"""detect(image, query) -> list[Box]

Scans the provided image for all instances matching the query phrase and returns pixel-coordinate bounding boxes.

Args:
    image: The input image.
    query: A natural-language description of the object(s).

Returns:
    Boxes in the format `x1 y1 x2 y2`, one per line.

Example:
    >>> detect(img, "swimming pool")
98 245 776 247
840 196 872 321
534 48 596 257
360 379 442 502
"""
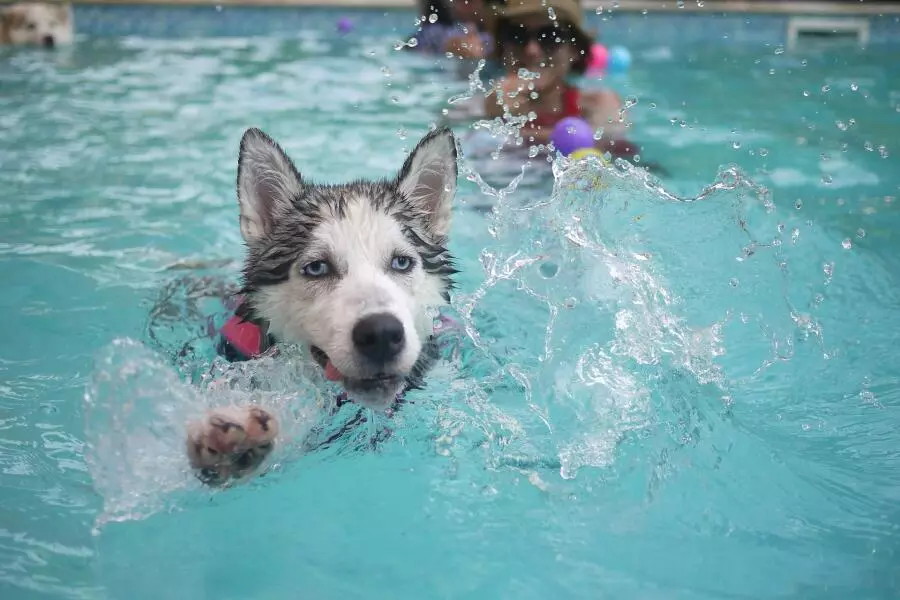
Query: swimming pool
1 6 899 599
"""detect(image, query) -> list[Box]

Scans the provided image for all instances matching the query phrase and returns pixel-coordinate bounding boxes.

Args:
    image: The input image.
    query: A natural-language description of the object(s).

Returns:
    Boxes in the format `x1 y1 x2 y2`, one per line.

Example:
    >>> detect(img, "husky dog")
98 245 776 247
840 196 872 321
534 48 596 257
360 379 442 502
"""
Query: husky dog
185 126 460 485
0 2 73 48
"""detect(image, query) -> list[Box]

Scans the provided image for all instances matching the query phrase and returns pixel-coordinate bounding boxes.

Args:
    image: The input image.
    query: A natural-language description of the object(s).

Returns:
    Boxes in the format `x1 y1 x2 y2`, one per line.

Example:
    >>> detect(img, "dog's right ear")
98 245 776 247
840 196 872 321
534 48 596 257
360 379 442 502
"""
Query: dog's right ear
236 128 303 243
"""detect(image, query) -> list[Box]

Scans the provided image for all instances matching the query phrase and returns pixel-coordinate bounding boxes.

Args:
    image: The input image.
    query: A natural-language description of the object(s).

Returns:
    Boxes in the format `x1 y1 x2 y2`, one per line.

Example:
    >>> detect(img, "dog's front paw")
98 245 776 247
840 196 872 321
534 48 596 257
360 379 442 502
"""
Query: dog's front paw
186 405 278 486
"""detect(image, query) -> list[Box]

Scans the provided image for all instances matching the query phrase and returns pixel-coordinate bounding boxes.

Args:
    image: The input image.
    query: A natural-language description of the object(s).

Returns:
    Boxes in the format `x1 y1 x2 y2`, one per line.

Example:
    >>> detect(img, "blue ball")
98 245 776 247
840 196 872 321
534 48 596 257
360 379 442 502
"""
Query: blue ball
608 46 632 73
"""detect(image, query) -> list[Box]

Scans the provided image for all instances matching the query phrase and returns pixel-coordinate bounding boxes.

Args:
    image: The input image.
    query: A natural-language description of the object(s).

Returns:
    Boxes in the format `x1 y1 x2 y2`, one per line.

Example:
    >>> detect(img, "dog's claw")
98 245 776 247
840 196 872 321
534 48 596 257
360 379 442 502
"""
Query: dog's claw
186 405 279 486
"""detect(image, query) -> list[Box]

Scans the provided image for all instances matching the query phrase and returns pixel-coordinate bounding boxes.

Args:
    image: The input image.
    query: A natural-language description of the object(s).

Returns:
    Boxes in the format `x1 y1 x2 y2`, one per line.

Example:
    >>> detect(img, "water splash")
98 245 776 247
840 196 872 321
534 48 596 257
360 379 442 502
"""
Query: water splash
83 338 325 532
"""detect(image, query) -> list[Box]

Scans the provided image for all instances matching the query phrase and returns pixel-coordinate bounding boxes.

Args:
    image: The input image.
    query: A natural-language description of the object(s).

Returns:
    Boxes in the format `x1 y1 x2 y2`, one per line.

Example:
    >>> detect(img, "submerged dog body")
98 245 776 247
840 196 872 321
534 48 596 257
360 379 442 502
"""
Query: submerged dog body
0 2 73 47
187 126 460 485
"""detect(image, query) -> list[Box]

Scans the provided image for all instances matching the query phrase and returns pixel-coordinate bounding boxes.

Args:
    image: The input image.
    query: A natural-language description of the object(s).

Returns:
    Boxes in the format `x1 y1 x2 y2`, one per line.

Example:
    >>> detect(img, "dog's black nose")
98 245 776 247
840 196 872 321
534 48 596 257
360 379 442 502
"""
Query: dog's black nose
352 313 405 363
42 35 55 48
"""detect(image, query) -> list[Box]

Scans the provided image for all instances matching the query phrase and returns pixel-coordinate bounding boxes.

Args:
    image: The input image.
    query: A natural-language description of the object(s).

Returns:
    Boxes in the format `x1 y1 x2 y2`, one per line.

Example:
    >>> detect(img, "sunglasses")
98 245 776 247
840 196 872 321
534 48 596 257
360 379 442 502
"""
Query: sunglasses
498 22 574 54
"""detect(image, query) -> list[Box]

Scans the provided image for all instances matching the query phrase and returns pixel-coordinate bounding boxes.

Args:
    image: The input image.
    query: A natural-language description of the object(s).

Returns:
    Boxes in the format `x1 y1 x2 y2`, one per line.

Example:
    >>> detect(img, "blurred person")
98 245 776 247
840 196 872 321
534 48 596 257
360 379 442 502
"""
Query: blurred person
483 0 637 159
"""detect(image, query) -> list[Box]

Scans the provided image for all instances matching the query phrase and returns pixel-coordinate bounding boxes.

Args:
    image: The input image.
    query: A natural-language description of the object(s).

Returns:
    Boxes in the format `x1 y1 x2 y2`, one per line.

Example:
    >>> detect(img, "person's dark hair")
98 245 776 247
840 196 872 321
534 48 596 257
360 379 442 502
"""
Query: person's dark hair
494 17 590 74
418 0 456 26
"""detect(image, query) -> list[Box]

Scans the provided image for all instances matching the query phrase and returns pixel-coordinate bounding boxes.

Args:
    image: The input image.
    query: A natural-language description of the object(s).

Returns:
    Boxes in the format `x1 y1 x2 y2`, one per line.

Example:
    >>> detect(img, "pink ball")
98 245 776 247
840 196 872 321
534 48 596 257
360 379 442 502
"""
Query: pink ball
587 43 608 73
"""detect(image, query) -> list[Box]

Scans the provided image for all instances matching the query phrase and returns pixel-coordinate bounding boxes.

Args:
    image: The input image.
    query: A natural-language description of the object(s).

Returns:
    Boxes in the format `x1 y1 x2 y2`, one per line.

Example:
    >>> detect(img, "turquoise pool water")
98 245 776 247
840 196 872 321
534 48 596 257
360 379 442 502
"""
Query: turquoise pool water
1 18 899 600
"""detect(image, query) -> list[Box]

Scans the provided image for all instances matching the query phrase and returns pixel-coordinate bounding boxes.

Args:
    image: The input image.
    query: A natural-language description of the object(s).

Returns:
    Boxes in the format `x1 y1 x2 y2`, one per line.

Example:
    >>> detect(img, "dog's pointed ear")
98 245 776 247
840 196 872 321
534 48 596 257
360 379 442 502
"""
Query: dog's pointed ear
396 126 458 242
236 128 303 243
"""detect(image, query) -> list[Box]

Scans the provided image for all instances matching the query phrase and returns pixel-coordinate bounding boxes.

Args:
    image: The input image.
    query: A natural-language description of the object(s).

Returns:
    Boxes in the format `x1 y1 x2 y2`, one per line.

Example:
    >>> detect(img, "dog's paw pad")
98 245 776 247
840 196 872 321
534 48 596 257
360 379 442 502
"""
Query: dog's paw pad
186 406 279 485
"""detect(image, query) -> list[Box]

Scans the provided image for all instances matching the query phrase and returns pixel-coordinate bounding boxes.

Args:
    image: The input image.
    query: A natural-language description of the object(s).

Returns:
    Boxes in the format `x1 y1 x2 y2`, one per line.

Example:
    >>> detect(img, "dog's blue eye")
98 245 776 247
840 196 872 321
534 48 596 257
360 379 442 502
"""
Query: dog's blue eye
391 256 413 272
302 260 330 277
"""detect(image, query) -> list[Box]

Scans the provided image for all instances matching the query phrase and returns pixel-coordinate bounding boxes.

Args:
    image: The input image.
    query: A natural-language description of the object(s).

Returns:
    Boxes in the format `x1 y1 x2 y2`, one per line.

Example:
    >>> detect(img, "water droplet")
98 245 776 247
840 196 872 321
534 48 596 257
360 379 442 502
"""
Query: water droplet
769 68 776 76
814 293 824 305
800 59 808 67
878 145 889 159
759 148 769 157
428 12 438 23
791 228 800 245
547 7 557 19
595 7 603 14
729 278 739 287
677 0 685 8
563 297 578 308
794 199 803 210
850 81 858 91
642 8 648 14
732 140 742 149
856 228 866 239
441 108 449 116
774 46 784 55
802 90 810 97
836 120 847 131
390 95 399 104
864 141 874 152
593 127 605 140
649 102 657 109
842 238 852 250
821 174 833 185
381 66 392 77
407 38 418 48
697 0 704 5
397 127 407 140
821 84 831 93
823 262 834 278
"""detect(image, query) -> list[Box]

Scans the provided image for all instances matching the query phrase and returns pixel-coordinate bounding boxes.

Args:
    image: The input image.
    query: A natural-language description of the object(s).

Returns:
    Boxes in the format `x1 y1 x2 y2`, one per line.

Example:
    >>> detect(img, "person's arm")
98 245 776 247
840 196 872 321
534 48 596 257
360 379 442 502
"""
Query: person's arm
580 89 629 142
442 30 485 59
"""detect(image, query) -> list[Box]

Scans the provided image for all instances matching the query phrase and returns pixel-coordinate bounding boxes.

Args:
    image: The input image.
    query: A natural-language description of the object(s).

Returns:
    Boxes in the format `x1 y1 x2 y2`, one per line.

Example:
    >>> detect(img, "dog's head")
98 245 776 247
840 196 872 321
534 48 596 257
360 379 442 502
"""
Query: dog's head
235 126 459 409
0 2 73 48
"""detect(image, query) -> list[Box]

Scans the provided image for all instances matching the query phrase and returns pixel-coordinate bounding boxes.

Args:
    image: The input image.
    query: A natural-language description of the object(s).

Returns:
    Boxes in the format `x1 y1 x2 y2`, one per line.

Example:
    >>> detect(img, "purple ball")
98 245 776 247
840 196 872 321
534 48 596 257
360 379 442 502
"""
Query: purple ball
551 117 595 156
336 17 353 34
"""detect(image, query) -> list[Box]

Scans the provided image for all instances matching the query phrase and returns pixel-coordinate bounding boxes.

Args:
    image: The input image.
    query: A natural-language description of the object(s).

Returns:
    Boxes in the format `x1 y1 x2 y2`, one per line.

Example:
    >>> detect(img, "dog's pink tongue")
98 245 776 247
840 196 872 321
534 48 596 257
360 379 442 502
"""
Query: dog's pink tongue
324 361 344 382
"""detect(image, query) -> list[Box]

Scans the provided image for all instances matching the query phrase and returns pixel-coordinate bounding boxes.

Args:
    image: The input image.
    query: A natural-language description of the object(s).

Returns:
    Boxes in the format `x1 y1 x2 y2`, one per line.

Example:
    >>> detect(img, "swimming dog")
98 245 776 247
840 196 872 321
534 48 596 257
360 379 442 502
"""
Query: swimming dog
0 2 73 48
185 125 460 485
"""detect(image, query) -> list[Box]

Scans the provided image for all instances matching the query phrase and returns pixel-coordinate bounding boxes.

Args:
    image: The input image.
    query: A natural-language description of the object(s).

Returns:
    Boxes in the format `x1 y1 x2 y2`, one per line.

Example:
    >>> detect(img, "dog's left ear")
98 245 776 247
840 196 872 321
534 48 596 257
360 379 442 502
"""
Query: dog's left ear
236 128 303 244
396 126 458 242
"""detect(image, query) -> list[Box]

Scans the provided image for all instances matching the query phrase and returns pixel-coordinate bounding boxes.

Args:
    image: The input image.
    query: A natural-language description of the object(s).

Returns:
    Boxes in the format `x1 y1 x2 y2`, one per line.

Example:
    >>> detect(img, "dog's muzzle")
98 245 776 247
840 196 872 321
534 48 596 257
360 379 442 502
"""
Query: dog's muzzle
42 35 55 48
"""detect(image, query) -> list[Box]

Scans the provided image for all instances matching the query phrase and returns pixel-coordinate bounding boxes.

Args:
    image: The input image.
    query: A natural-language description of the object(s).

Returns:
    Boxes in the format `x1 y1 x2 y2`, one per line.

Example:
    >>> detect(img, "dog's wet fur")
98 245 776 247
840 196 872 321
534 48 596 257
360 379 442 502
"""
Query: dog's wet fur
0 2 73 48
186 126 459 485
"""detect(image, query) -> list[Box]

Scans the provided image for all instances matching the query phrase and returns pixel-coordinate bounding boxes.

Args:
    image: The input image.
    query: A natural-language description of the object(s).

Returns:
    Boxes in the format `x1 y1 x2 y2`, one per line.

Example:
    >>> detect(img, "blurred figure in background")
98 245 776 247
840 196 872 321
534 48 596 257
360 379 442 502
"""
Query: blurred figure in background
483 0 637 159
408 0 494 60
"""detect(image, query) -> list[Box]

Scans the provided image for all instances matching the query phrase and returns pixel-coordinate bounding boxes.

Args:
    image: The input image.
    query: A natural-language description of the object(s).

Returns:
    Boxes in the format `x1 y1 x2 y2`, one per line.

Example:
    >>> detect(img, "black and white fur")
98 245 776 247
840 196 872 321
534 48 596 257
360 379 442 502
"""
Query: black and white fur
186 126 460 485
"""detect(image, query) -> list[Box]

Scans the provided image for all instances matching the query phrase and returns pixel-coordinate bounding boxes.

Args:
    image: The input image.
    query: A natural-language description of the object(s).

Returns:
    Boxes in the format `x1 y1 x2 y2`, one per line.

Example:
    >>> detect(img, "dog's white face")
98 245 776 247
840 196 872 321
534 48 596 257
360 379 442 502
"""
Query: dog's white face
0 3 73 47
235 127 458 409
